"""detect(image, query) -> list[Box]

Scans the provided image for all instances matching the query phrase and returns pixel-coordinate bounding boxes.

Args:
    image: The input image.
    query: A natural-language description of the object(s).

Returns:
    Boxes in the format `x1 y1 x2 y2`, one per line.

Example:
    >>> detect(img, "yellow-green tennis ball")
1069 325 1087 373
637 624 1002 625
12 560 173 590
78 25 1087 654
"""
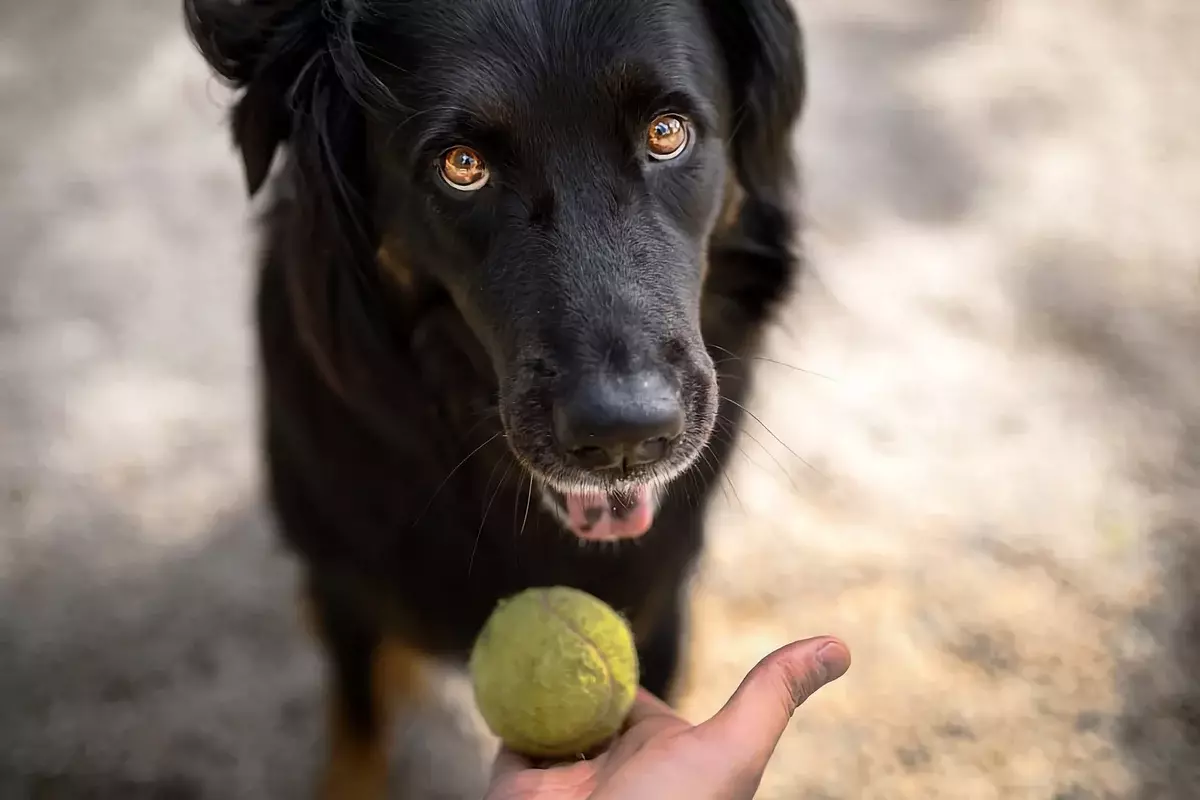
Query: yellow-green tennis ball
469 586 639 759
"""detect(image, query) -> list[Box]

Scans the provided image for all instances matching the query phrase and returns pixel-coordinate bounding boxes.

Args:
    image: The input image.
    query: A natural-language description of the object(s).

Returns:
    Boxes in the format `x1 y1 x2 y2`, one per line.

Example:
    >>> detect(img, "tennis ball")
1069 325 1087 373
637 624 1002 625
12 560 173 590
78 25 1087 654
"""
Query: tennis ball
469 586 639 759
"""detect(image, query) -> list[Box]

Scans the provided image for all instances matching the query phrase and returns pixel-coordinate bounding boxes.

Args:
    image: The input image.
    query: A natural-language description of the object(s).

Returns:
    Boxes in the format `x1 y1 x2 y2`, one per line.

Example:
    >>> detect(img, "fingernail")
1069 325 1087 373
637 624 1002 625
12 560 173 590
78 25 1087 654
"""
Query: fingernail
816 641 851 682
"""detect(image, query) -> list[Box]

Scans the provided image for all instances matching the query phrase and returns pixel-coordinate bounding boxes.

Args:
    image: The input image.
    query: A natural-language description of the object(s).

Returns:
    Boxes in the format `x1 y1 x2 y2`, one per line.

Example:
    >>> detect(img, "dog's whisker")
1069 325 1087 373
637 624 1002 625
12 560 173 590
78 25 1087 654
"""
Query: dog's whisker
709 345 834 382
712 416 770 503
411 431 502 528
721 470 744 513
713 463 744 515
721 395 822 477
700 441 734 503
738 426 801 494
748 355 834 381
470 459 515 577
519 471 534 539
478 456 506 518
684 464 700 511
510 468 525 533
703 456 730 511
707 343 740 362
694 445 721 503
707 423 747 512
458 407 500 438
714 410 801 493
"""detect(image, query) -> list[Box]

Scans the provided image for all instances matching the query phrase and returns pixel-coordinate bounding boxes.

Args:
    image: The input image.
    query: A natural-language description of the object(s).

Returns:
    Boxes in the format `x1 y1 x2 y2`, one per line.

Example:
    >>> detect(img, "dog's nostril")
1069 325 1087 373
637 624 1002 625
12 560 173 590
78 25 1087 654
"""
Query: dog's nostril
554 371 684 472
629 436 672 467
568 446 621 470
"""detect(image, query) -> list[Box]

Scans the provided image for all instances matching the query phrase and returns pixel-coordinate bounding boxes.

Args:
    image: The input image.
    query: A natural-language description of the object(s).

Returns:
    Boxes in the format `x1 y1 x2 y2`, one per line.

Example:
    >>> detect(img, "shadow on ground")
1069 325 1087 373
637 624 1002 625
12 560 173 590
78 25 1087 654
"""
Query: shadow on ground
1015 243 1200 799
0 496 490 799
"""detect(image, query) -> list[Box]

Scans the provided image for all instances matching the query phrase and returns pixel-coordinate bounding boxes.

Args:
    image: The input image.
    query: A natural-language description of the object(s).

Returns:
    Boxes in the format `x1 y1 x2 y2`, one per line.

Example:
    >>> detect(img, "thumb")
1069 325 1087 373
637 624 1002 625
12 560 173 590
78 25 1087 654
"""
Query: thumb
696 637 850 768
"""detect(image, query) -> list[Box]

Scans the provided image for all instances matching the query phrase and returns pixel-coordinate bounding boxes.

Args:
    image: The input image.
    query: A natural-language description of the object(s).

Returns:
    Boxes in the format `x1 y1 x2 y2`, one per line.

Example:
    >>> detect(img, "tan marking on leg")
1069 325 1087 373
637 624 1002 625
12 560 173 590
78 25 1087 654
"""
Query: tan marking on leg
302 591 428 800
320 699 391 800
318 639 428 800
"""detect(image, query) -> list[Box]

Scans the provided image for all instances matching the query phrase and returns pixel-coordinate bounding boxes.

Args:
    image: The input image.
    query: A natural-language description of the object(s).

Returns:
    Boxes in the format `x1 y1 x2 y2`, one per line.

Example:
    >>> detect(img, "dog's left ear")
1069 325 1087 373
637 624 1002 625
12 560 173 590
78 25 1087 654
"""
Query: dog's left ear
184 0 328 196
702 0 806 207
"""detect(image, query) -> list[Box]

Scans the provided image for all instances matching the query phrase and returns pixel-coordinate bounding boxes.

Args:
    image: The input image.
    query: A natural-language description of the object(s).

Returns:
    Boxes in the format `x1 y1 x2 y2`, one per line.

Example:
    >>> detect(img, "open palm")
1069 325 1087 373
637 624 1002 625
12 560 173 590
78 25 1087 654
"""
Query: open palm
484 636 851 800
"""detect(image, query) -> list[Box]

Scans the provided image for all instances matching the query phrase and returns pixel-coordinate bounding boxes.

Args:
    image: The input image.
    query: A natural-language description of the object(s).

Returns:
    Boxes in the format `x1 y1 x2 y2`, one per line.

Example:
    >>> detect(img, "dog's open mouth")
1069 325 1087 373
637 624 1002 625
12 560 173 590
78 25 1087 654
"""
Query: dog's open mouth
543 486 657 541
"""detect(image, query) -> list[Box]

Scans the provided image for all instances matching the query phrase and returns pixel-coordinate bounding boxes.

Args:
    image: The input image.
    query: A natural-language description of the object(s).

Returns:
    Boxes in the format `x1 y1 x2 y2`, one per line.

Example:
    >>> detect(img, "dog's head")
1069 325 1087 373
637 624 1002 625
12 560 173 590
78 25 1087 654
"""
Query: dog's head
186 0 804 540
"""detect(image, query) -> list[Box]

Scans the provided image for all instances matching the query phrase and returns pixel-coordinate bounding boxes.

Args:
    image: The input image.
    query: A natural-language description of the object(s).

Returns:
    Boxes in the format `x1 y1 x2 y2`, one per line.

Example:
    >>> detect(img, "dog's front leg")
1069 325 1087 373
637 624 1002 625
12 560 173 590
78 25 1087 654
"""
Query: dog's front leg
302 575 427 800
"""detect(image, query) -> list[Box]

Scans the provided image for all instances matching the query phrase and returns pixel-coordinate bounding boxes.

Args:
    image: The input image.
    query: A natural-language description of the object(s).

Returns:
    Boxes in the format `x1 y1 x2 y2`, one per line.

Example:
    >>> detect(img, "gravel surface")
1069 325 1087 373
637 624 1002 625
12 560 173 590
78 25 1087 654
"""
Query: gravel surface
2 1 1198 797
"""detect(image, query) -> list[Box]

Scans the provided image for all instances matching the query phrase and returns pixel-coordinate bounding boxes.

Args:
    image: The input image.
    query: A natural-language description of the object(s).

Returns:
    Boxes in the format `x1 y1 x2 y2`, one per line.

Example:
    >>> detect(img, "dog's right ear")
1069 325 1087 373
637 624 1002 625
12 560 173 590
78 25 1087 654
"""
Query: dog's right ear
184 0 324 196
700 0 805 223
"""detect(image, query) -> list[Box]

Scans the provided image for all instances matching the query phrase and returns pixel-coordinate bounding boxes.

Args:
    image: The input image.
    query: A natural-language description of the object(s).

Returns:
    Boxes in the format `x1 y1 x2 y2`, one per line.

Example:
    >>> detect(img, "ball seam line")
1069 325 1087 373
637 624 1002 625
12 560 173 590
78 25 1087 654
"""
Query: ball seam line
538 588 622 754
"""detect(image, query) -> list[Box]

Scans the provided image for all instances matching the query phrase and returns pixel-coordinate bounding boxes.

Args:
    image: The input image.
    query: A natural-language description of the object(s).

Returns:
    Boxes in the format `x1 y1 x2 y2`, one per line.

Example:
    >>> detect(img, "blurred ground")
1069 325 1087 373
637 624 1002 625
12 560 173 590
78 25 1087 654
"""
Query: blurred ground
2 0 1199 798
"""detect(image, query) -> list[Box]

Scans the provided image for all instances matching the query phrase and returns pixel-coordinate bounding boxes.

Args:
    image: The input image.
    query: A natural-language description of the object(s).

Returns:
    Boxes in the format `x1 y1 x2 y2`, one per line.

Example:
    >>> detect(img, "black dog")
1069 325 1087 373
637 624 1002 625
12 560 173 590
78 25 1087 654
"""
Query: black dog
184 0 805 795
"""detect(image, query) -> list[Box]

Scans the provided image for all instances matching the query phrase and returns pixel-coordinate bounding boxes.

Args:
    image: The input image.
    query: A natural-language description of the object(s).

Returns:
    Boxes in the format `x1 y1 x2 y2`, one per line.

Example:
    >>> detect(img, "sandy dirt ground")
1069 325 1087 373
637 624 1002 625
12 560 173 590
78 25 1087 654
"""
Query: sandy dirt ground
2 0 1199 798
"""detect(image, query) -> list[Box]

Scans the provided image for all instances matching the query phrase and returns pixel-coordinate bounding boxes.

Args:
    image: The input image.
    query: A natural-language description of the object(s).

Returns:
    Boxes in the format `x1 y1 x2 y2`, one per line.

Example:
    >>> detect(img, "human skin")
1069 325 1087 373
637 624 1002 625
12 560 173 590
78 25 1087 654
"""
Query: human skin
484 636 852 800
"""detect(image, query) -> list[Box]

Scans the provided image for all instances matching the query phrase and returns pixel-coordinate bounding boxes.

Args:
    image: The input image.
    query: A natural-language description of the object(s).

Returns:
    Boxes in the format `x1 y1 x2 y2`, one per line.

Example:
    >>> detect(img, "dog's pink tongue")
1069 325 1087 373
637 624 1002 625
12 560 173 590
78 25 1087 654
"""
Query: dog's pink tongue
564 488 653 541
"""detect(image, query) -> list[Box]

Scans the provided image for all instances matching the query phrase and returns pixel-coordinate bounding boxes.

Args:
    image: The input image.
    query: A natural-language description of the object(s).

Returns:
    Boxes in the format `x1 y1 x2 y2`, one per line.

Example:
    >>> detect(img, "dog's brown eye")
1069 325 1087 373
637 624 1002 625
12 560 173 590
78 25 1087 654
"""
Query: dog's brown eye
439 146 489 191
646 114 688 161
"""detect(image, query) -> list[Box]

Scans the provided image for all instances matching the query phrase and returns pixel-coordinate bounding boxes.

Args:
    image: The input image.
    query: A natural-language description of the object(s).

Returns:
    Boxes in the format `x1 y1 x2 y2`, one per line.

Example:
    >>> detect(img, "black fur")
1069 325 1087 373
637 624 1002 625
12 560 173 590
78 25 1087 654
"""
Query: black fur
185 0 805 774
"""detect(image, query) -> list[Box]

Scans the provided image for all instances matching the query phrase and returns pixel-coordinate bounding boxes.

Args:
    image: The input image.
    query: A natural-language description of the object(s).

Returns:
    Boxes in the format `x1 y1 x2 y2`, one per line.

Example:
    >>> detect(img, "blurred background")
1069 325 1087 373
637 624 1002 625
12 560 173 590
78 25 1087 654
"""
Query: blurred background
2 0 1198 797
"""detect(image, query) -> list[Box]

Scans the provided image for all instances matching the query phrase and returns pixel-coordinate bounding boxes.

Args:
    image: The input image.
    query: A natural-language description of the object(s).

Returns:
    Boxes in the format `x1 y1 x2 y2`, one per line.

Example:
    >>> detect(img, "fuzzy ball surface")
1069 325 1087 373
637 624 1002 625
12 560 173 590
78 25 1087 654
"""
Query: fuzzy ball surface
469 586 640 759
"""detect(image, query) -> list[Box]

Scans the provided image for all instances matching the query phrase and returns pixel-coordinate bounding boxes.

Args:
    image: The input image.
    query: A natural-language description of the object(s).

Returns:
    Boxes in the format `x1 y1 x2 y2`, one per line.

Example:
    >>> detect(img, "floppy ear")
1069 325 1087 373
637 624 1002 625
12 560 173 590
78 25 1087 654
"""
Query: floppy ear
227 78 291 195
185 1 395 400
699 0 806 334
184 0 325 195
702 0 806 209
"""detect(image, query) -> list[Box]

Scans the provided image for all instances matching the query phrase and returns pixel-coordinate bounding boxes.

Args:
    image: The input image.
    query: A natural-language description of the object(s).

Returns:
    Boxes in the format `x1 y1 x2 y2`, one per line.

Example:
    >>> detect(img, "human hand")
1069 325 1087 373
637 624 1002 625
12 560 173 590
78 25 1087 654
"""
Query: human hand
483 635 851 800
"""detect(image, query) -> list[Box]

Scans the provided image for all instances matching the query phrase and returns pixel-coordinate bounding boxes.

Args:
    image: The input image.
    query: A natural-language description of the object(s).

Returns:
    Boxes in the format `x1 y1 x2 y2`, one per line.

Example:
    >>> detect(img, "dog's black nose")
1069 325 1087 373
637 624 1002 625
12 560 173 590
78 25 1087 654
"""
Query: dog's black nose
554 371 684 471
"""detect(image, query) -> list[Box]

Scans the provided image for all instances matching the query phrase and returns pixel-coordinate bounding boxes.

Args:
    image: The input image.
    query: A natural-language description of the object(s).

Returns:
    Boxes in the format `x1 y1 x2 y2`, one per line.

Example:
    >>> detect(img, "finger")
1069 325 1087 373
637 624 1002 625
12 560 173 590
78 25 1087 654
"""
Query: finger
610 687 691 755
696 636 850 767
624 687 683 728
